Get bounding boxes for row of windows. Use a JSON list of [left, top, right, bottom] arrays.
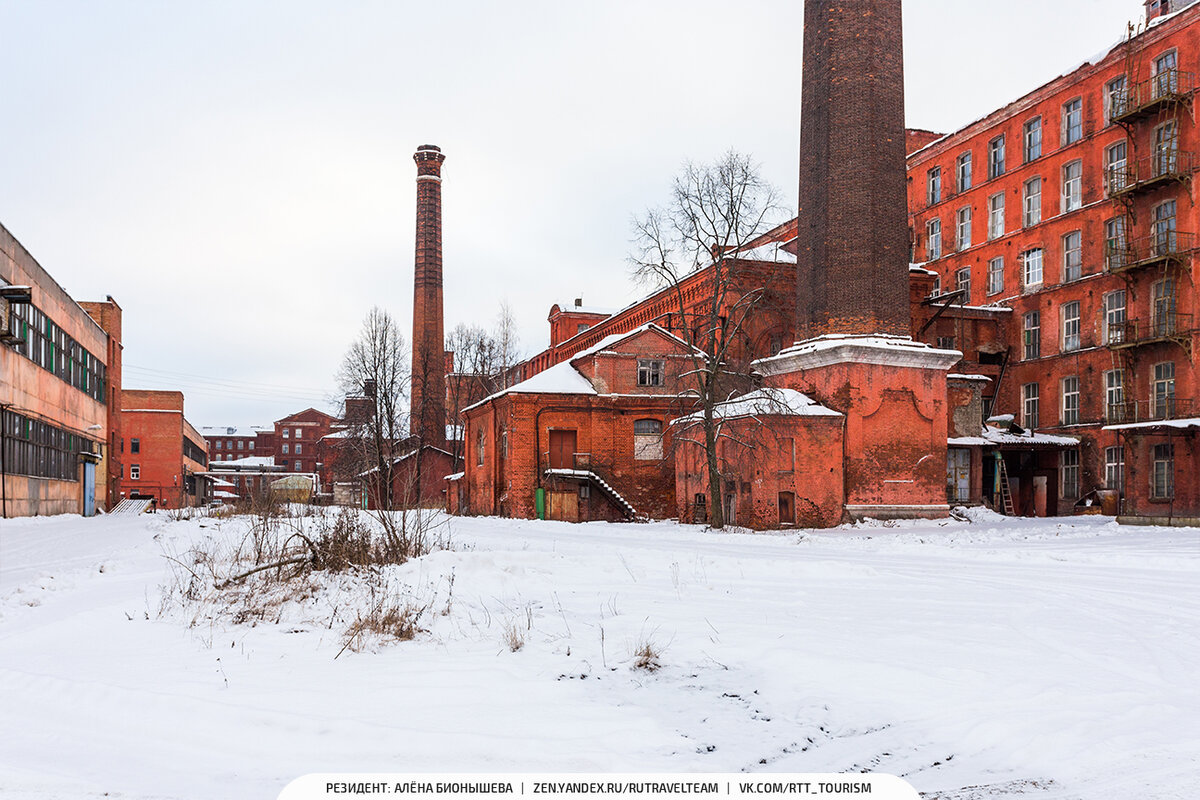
[[0, 409, 98, 482], [475, 420, 667, 467], [6, 301, 107, 404], [281, 443, 303, 454], [281, 427, 305, 439], [1056, 444, 1173, 501], [214, 439, 256, 451], [183, 438, 208, 467], [1019, 361, 1177, 430], [924, 53, 1180, 207], [924, 128, 1179, 267], [1015, 279, 1176, 361], [939, 200, 1175, 305]]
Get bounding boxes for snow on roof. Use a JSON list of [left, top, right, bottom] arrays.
[[949, 425, 1079, 448], [553, 302, 615, 316], [772, 334, 959, 360], [210, 478, 236, 488], [445, 472, 464, 481], [201, 425, 268, 438], [671, 388, 841, 427], [571, 322, 705, 362], [464, 324, 703, 414], [948, 374, 992, 382], [1102, 416, 1200, 432], [731, 241, 797, 264], [209, 456, 276, 468], [909, 263, 939, 276]]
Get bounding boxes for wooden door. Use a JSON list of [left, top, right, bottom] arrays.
[[548, 429, 577, 470], [547, 489, 579, 521]]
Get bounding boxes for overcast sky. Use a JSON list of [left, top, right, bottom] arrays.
[[0, 0, 1145, 425]]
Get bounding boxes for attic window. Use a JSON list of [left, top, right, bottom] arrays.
[[637, 359, 664, 387]]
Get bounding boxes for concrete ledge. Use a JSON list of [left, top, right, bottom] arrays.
[[845, 503, 950, 521], [1117, 514, 1200, 527], [755, 334, 961, 374]]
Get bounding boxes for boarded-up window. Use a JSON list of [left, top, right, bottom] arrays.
[[633, 419, 663, 460]]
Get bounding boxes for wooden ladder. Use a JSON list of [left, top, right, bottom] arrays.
[[997, 457, 1016, 516]]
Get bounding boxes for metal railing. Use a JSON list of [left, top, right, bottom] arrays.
[[1106, 151, 1196, 197], [1108, 312, 1193, 348], [1105, 231, 1194, 274], [542, 451, 591, 471], [1110, 397, 1194, 423], [1110, 69, 1195, 122]]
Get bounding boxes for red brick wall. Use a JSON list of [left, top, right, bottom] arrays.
[[119, 390, 206, 507], [675, 415, 844, 529]]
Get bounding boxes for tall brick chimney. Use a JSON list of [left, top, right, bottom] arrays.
[[796, 0, 911, 339], [755, 0, 960, 522], [411, 144, 447, 448]]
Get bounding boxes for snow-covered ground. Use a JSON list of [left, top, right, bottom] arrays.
[[1, 510, 1197, 799]]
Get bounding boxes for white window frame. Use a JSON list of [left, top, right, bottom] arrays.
[[1023, 116, 1042, 162], [1062, 97, 1083, 145], [988, 135, 1006, 179], [130, 464, 141, 481], [1105, 140, 1128, 194], [1105, 369, 1125, 422], [1105, 445, 1125, 491], [1023, 310, 1041, 360], [1062, 230, 1082, 282], [926, 218, 942, 260], [1061, 376, 1080, 425], [1152, 443, 1174, 499], [1023, 177, 1042, 227], [988, 193, 1005, 239], [956, 206, 972, 251], [987, 256, 1004, 295], [956, 151, 972, 192], [1105, 75, 1128, 123], [637, 358, 665, 387], [1060, 450, 1080, 499], [1022, 382, 1040, 429], [1023, 248, 1044, 289], [1103, 290, 1126, 344], [1061, 160, 1082, 212], [1061, 301, 1081, 352], [927, 167, 942, 205], [955, 267, 971, 300]]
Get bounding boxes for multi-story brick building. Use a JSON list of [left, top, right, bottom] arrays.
[[202, 425, 271, 463], [908, 0, 1200, 521], [273, 408, 337, 486], [117, 389, 211, 508], [1, 221, 119, 517]]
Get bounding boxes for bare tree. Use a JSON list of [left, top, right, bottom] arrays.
[[630, 149, 788, 529], [444, 304, 524, 465], [335, 307, 409, 510]]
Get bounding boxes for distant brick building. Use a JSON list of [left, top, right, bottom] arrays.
[[1, 221, 118, 517], [202, 425, 270, 463], [272, 407, 337, 486], [118, 389, 211, 508]]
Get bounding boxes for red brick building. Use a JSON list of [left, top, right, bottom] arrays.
[[461, 325, 701, 521], [118, 389, 211, 508], [272, 408, 336, 482], [907, 0, 1200, 522], [202, 425, 270, 463], [673, 388, 844, 528]]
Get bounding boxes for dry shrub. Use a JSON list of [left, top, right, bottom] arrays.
[[631, 638, 663, 672], [502, 620, 526, 652], [340, 593, 431, 655]]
